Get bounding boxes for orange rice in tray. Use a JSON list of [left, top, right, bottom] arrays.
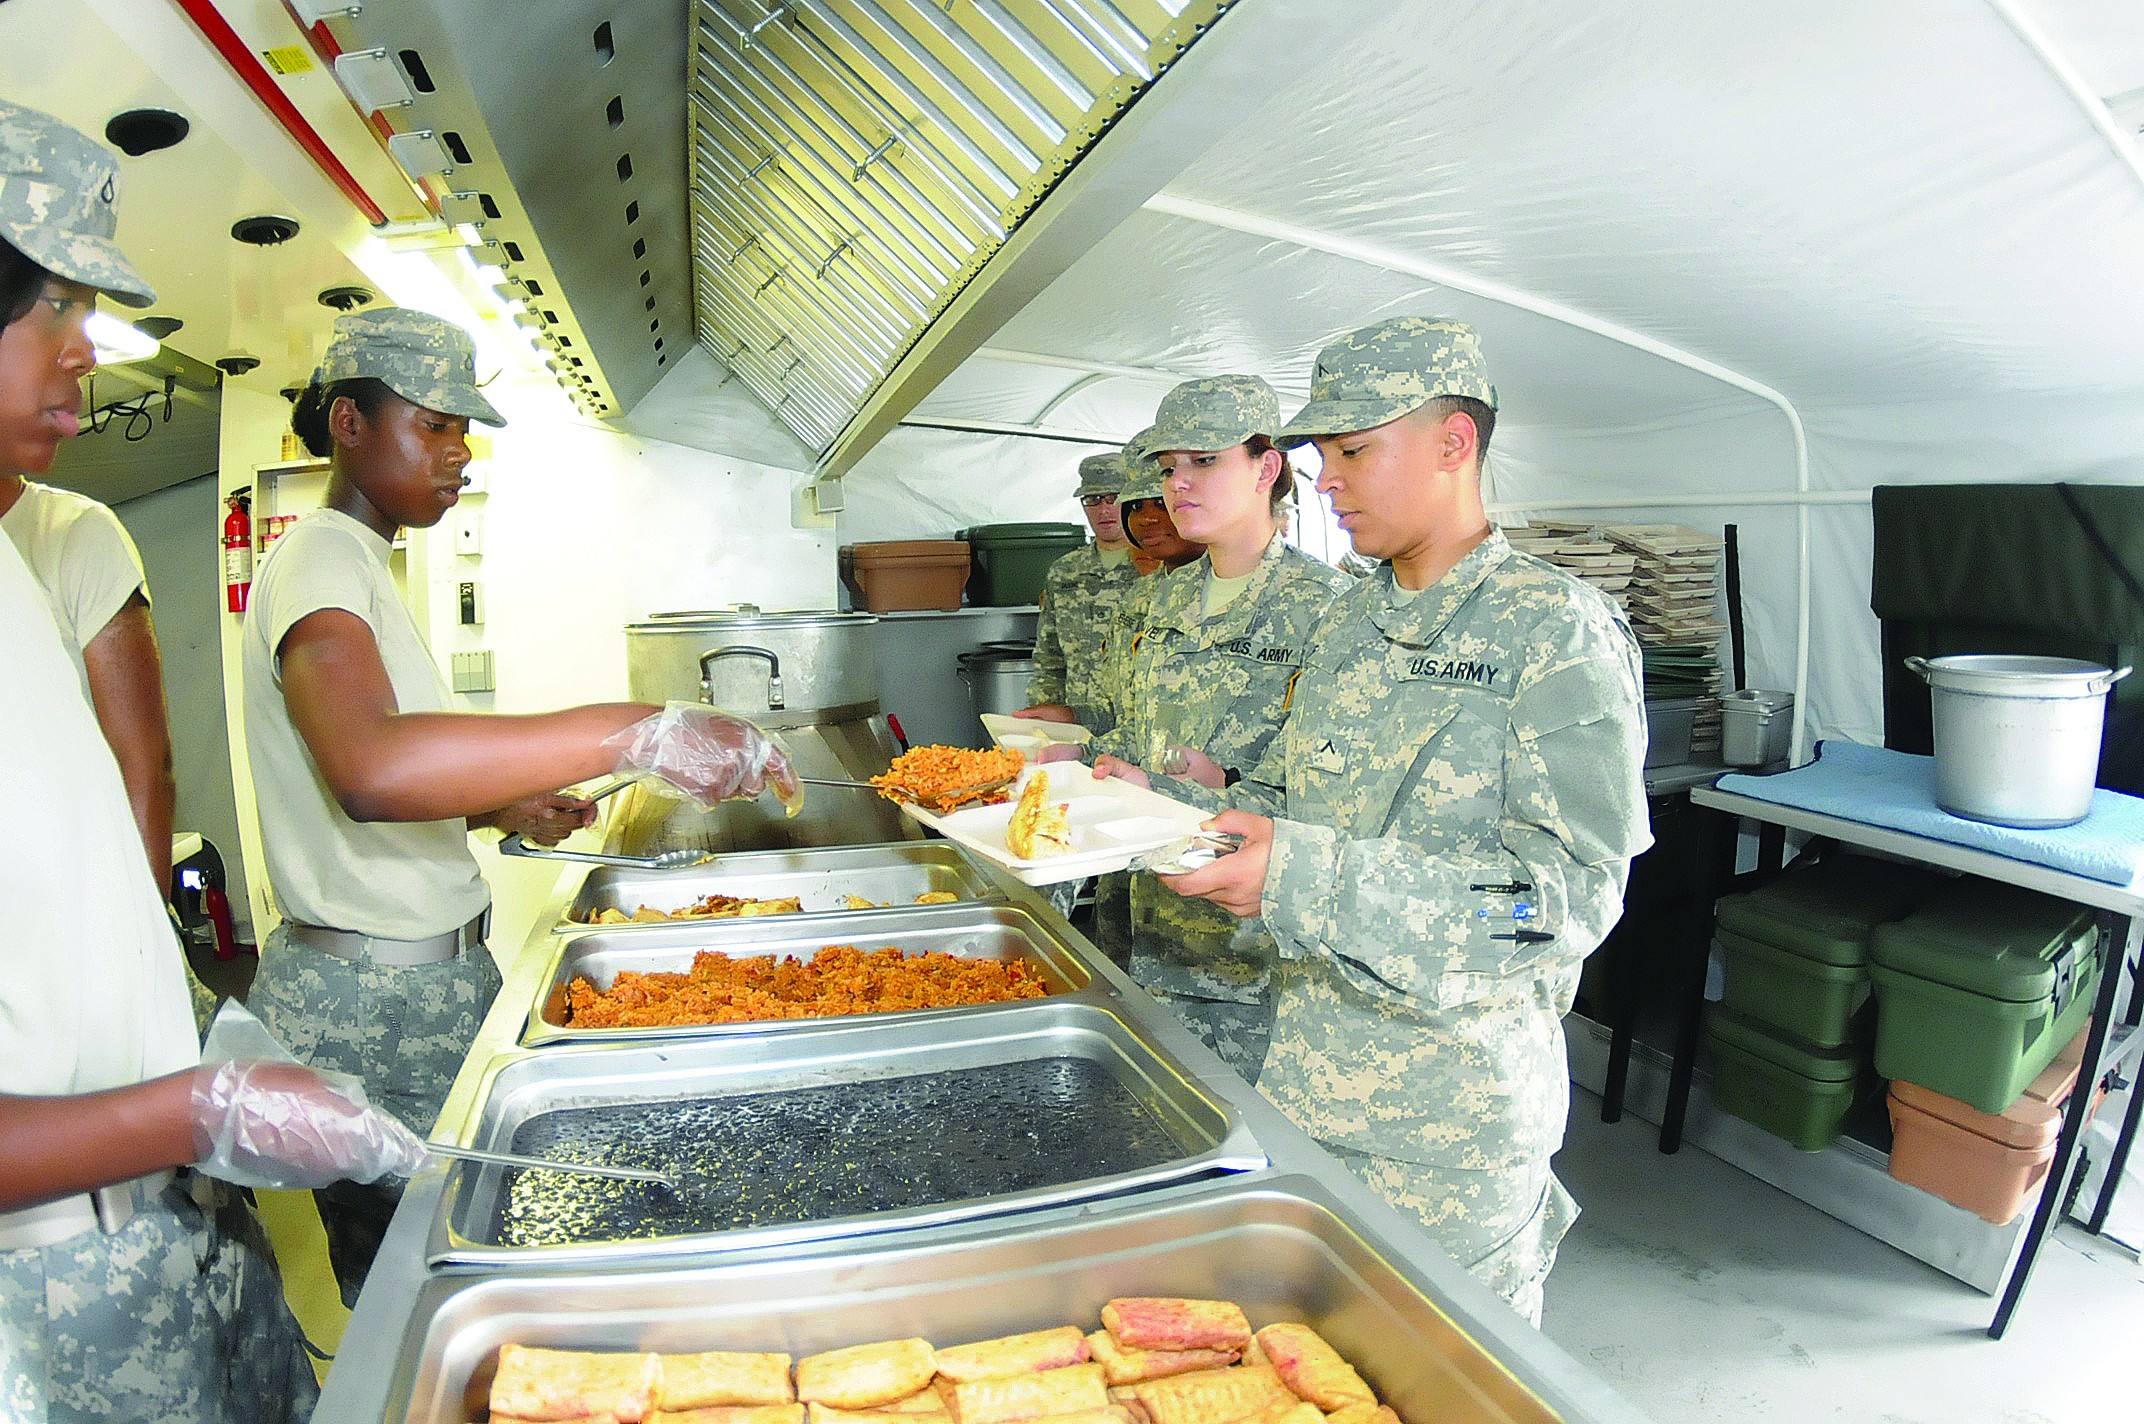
[[870, 744, 1027, 813], [563, 943, 1050, 1028]]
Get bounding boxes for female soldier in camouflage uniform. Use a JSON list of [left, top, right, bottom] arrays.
[[0, 101, 436, 1423], [1084, 377, 1347, 1079], [243, 309, 795, 1300]]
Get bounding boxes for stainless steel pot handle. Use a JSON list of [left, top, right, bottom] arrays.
[[1904, 655, 1933, 682], [700, 644, 785, 710], [2095, 666, 2133, 693]]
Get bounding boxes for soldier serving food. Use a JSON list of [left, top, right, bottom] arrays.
[[1162, 317, 1651, 1323], [1079, 375, 1346, 1080]]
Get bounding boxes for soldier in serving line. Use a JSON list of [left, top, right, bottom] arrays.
[[1017, 450, 1138, 732], [1161, 318, 1650, 1324], [1076, 376, 1346, 1080]]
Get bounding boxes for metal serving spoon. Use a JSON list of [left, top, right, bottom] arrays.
[[497, 779, 714, 869]]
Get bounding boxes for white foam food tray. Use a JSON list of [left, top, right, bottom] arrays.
[[897, 762, 1209, 886], [980, 712, 1092, 746]]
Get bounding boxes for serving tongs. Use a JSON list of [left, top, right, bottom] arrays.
[[428, 1141, 681, 1197], [498, 780, 715, 870]]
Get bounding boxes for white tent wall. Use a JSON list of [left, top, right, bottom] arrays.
[[825, 0, 2144, 755], [835, 426, 1110, 546]]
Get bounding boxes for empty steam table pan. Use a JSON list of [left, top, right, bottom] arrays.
[[555, 842, 1006, 930], [385, 1174, 1608, 1424], [523, 901, 1096, 1047], [428, 998, 1266, 1270]]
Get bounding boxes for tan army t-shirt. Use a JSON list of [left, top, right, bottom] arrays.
[[243, 508, 488, 940], [1, 479, 149, 698]]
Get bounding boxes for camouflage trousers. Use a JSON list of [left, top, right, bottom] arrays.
[[0, 1181, 319, 1424], [247, 923, 501, 1135], [1152, 990, 1272, 1083], [1325, 1144, 1577, 1328], [1089, 871, 1132, 968]]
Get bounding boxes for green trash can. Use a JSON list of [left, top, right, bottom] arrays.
[[1713, 854, 1936, 1047], [1869, 883, 2103, 1114], [961, 522, 1088, 606], [1705, 1006, 1865, 1152]]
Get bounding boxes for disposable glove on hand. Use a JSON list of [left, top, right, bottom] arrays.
[[189, 1003, 432, 1189], [605, 701, 804, 814]]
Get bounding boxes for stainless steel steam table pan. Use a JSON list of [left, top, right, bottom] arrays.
[[384, 1172, 1608, 1424], [522, 901, 1095, 1047], [554, 842, 1004, 930], [429, 997, 1266, 1270]]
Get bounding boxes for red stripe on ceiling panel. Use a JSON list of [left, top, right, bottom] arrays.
[[173, 0, 390, 226], [288, 9, 444, 215]]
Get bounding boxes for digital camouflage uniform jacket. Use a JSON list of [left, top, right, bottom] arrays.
[[1092, 537, 1347, 1003], [1026, 544, 1138, 728], [1210, 531, 1649, 1274]]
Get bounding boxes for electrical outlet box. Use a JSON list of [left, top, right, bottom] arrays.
[[456, 510, 483, 555], [458, 580, 484, 626], [450, 649, 495, 694]]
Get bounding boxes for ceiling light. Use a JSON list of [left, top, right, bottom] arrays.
[[232, 214, 300, 245], [334, 49, 415, 113], [104, 109, 190, 157], [386, 129, 454, 178], [87, 312, 159, 366]]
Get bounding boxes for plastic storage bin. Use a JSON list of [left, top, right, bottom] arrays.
[[1870, 883, 2102, 1114], [960, 523, 1087, 606], [1713, 854, 1935, 1046], [1705, 1006, 1864, 1151], [1885, 1026, 2093, 1224], [1720, 689, 1795, 765], [841, 540, 970, 612]]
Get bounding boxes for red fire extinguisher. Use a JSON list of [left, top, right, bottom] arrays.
[[223, 488, 252, 613]]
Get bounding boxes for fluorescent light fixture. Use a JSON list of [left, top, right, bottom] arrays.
[[333, 48, 413, 112], [386, 129, 453, 178], [471, 262, 507, 285], [87, 311, 160, 366]]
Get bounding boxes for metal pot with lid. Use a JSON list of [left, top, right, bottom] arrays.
[[626, 605, 879, 729]]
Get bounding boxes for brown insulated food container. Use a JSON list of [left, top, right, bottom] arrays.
[[841, 540, 970, 612], [1884, 1025, 2093, 1225]]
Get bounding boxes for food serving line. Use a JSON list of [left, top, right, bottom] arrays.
[[314, 839, 1652, 1424]]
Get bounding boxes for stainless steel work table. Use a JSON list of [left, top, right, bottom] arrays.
[[315, 849, 1654, 1424]]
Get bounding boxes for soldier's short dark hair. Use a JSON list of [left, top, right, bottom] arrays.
[[291, 376, 399, 459], [0, 236, 49, 329], [1418, 395, 1496, 463]]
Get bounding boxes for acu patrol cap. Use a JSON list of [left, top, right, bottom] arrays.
[[0, 103, 155, 308], [1127, 373, 1281, 462], [1118, 430, 1164, 502], [317, 306, 505, 426], [1076, 450, 1128, 498], [1274, 316, 1496, 448]]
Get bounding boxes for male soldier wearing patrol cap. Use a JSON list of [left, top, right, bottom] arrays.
[[1165, 317, 1650, 1324], [1019, 449, 1139, 732]]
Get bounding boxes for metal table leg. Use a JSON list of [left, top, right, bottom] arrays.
[[1660, 804, 1736, 1153], [2089, 921, 2144, 1234], [1989, 911, 2137, 1338]]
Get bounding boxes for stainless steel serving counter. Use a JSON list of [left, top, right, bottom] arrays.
[[316, 845, 1653, 1424]]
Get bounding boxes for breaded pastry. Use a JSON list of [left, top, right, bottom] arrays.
[[1320, 1407, 1399, 1424], [1101, 1301, 1253, 1354], [944, 1362, 1108, 1424], [1086, 1331, 1238, 1386], [490, 1344, 660, 1423], [1128, 1366, 1290, 1424], [936, 1326, 1091, 1383], [797, 1340, 938, 1410], [1005, 772, 1072, 859], [807, 1406, 949, 1424], [655, 1352, 797, 1409], [655, 1409, 807, 1424], [1248, 1327, 1372, 1412]]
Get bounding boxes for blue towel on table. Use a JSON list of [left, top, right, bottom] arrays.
[[1715, 740, 2144, 887]]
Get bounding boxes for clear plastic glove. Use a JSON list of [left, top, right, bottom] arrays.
[[189, 1002, 431, 1189], [605, 701, 803, 815]]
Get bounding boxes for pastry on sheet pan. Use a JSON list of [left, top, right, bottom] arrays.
[[1320, 1406, 1399, 1424], [796, 1339, 939, 1410], [490, 1344, 661, 1422], [1248, 1325, 1373, 1412], [943, 1362, 1109, 1424], [1086, 1331, 1239, 1386], [655, 1352, 797, 1409], [1233, 1403, 1323, 1424], [806, 1405, 950, 1424], [1099, 1300, 1253, 1354], [1127, 1365, 1291, 1424], [1005, 772, 1073, 860], [934, 1325, 1091, 1383], [653, 1409, 807, 1424]]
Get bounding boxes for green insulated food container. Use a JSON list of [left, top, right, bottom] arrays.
[[1705, 1006, 1864, 1152], [960, 523, 1088, 606], [1869, 883, 2102, 1114]]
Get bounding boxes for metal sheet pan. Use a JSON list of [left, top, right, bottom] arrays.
[[556, 842, 1004, 930], [525, 902, 1094, 1047], [430, 999, 1266, 1270], [388, 1174, 1575, 1424]]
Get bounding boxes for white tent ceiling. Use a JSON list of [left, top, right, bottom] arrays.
[[854, 0, 2144, 749]]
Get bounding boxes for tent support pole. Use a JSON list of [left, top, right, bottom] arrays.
[[1983, 0, 2144, 197], [1141, 191, 1815, 761]]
